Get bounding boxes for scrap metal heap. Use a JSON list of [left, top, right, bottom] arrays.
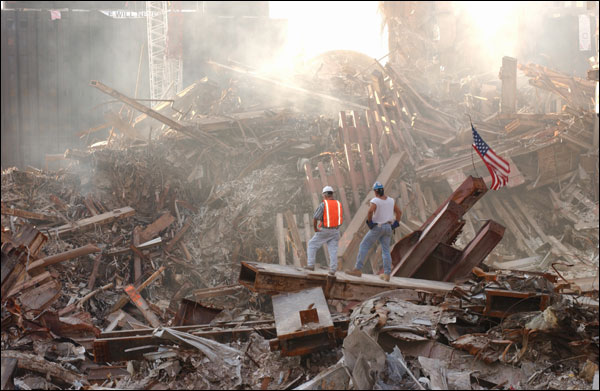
[[1, 47, 598, 389]]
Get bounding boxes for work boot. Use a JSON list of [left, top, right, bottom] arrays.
[[379, 273, 390, 282], [346, 268, 362, 277], [328, 269, 336, 276], [304, 265, 315, 271]]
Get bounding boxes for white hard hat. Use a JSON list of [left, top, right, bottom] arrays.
[[322, 186, 334, 193]]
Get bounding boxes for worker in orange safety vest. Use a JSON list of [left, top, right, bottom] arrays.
[[305, 186, 343, 275]]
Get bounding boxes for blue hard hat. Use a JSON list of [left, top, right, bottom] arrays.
[[373, 181, 384, 190]]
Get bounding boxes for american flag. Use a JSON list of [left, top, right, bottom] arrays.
[[472, 124, 510, 190], [50, 10, 61, 20]]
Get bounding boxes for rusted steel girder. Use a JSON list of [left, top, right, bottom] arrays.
[[93, 318, 349, 362], [444, 220, 505, 282], [419, 175, 487, 231], [391, 200, 464, 278], [90, 80, 187, 134], [239, 261, 457, 301], [27, 244, 100, 272], [390, 176, 503, 281], [484, 289, 550, 318]]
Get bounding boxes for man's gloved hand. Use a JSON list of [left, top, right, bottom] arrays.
[[366, 220, 377, 229], [391, 220, 399, 230]]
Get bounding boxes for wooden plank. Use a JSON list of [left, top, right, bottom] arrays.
[[139, 212, 175, 243], [49, 206, 135, 236], [276, 213, 286, 265], [338, 153, 404, 271], [284, 210, 307, 267]]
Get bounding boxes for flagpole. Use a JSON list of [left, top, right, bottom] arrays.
[[466, 114, 481, 178]]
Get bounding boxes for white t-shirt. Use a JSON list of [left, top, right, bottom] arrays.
[[371, 197, 395, 224]]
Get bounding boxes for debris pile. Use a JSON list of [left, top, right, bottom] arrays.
[[1, 45, 598, 389], [293, 269, 598, 390]]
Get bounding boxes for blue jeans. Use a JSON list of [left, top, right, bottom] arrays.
[[307, 228, 340, 272], [355, 224, 392, 275]]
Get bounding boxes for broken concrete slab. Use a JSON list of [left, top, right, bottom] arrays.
[[272, 287, 335, 356]]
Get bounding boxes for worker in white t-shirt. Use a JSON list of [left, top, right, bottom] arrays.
[[346, 181, 402, 281]]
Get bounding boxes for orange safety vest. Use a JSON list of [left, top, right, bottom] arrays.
[[323, 199, 343, 227]]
